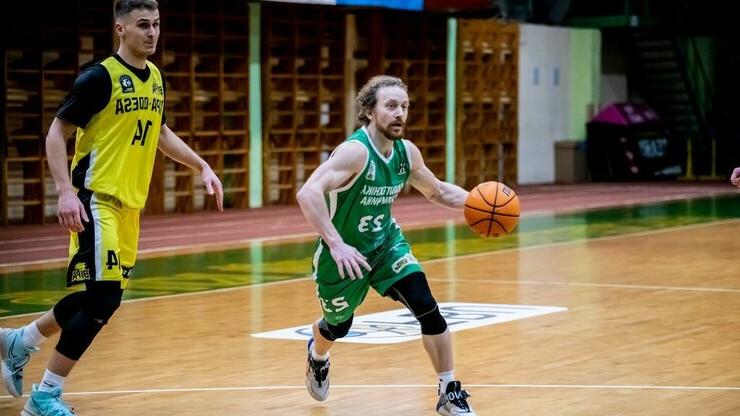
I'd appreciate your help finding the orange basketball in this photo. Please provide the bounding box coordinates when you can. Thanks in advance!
[464,181,520,238]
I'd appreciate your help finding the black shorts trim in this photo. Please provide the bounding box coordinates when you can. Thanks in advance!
[67,189,95,287]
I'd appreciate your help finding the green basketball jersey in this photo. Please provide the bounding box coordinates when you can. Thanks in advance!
[327,126,411,254]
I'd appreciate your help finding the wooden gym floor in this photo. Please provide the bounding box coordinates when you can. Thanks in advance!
[1,182,739,415]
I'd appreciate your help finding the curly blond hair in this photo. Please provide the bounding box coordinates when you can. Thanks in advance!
[356,75,408,126]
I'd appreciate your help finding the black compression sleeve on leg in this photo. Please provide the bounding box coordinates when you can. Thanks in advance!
[56,309,103,360]
[317,315,354,341]
[55,281,123,360]
[53,291,89,328]
[84,281,123,325]
[416,305,448,335]
[387,272,448,335]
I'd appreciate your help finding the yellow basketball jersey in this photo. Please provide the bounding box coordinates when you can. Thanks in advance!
[70,56,165,209]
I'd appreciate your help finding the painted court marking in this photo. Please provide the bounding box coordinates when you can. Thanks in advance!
[426,278,740,294]
[2,383,740,400]
[252,302,566,344]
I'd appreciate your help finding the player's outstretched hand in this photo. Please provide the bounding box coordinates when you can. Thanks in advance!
[328,242,372,280]
[202,167,224,211]
[57,189,88,233]
[731,167,740,188]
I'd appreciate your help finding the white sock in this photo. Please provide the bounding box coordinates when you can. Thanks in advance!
[438,370,455,394]
[310,343,329,362]
[22,322,46,348]
[38,369,66,393]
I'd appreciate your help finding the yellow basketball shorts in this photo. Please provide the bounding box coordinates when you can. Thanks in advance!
[67,190,139,288]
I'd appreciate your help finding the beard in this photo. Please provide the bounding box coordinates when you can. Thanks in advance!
[377,121,405,140]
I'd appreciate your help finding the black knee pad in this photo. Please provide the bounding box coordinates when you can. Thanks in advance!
[85,281,123,325]
[53,291,90,327]
[56,281,123,360]
[318,316,353,341]
[56,309,104,360]
[416,305,447,335]
[387,272,448,335]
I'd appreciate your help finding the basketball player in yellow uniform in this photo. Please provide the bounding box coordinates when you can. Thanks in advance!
[0,1,223,414]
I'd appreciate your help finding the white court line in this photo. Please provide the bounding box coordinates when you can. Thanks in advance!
[427,278,740,294]
[2,383,740,400]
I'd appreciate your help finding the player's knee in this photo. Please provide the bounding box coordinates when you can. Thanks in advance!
[388,272,436,313]
[53,291,90,327]
[56,308,104,360]
[387,272,447,335]
[417,306,447,335]
[87,281,124,324]
[318,316,353,341]
[55,283,123,360]
[88,293,122,325]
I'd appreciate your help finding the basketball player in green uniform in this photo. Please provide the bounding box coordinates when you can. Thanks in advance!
[0,1,223,414]
[298,75,476,415]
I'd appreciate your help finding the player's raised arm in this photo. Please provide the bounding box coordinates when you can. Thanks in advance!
[297,141,372,280]
[405,140,468,210]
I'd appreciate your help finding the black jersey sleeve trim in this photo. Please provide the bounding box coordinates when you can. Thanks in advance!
[56,65,112,128]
